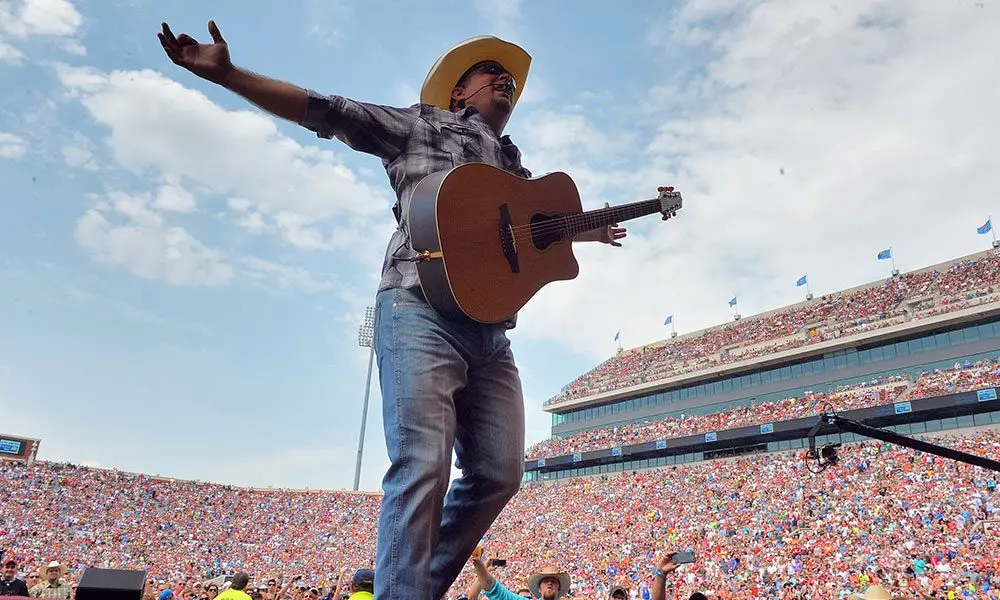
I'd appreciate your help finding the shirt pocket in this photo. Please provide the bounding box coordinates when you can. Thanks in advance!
[438,122,487,164]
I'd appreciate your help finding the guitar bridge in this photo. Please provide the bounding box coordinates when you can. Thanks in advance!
[499,203,520,273]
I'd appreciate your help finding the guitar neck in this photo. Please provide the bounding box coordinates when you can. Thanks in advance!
[561,198,663,238]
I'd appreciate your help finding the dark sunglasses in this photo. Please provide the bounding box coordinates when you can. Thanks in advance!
[472,62,506,76]
[463,62,516,87]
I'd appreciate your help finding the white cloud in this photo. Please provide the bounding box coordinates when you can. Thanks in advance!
[0,36,24,63]
[473,0,523,39]
[391,81,418,108]
[0,132,26,158]
[55,64,396,256]
[60,144,97,170]
[302,0,354,44]
[240,257,340,294]
[515,72,549,106]
[512,0,1000,361]
[0,0,84,60]
[74,190,233,287]
[152,180,196,213]
[9,0,82,36]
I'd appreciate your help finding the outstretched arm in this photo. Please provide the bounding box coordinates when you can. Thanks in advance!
[157,20,417,160]
[158,21,308,123]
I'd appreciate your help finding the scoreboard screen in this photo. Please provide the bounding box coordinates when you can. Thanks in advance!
[0,433,39,463]
[0,439,24,454]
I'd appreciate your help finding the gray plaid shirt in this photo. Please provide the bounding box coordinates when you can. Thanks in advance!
[300,89,533,297]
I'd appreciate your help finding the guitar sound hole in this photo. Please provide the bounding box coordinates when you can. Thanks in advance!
[529,213,564,251]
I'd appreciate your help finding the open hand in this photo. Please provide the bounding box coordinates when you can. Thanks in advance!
[158,20,233,85]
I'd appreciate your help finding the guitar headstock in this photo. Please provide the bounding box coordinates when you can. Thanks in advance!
[657,186,682,220]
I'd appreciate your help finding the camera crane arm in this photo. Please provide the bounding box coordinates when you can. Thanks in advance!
[807,412,1000,473]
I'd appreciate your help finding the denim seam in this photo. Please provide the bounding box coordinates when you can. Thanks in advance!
[389,292,406,600]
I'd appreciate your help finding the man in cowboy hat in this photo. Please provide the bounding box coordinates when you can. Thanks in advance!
[27,561,71,598]
[846,584,896,600]
[157,21,625,600]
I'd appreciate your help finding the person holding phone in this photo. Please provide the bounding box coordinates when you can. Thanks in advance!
[467,547,561,599]
[649,553,706,600]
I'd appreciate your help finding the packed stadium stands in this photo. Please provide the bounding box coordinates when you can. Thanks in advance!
[526,358,1000,460]
[546,251,1000,406]
[5,251,1000,600]
[1,429,997,599]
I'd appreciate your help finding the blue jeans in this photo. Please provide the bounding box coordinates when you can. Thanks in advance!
[372,286,525,600]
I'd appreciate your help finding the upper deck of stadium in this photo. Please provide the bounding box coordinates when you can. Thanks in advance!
[545,248,1000,414]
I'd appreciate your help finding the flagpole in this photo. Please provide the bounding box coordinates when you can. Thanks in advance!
[992,215,997,246]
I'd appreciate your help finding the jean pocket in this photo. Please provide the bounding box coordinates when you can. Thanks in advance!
[391,286,430,308]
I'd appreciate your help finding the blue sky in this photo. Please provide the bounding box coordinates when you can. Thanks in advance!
[1,0,998,491]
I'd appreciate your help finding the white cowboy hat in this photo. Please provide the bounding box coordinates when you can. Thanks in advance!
[526,566,571,598]
[42,561,68,577]
[608,584,629,598]
[420,36,531,111]
[852,585,895,600]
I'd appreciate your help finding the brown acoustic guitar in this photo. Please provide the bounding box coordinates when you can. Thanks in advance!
[405,162,683,324]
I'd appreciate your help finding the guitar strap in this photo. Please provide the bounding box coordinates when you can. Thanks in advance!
[392,200,402,225]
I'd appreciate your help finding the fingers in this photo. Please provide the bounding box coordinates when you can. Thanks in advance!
[157,33,183,65]
[208,20,225,43]
[160,22,180,49]
[176,33,198,46]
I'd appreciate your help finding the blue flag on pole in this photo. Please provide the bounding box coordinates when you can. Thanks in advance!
[877,248,891,260]
[664,315,673,325]
[614,330,620,342]
[728,296,737,307]
[796,275,807,287]
[977,219,992,235]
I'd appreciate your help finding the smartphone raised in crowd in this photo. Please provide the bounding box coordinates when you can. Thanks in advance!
[672,551,696,565]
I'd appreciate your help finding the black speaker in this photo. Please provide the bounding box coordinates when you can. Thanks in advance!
[76,568,147,600]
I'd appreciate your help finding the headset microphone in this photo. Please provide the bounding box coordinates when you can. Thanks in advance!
[458,81,516,107]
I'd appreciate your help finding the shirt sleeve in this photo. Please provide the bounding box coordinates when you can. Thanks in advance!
[299,89,419,162]
[482,579,524,600]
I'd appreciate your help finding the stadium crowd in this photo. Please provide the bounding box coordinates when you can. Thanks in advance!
[525,375,910,460]
[2,429,998,599]
[527,358,1000,461]
[547,252,1000,404]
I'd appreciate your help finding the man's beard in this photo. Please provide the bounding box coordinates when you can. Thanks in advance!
[491,96,512,114]
[541,592,557,600]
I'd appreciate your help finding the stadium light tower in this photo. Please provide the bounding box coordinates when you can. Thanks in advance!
[354,306,376,491]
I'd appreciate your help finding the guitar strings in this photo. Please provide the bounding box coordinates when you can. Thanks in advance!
[507,202,668,241]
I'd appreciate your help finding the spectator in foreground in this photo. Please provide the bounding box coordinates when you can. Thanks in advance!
[0,558,29,597]
[214,572,252,600]
[648,554,683,600]
[28,561,71,599]
[847,584,895,599]
[345,568,374,600]
[469,545,571,600]
[463,549,532,599]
